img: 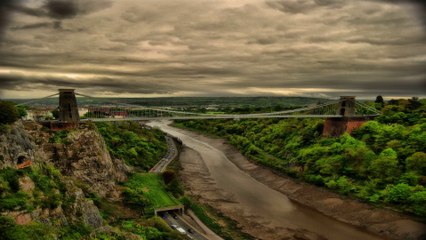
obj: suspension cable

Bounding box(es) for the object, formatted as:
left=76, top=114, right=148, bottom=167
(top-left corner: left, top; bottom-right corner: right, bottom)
left=16, top=93, right=59, bottom=106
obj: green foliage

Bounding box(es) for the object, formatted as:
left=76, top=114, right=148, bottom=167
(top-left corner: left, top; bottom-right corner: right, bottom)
left=182, top=197, right=255, bottom=240
left=51, top=109, right=59, bottom=119
left=406, top=152, right=426, bottom=175
left=384, top=183, right=412, bottom=204
left=175, top=98, right=426, bottom=218
left=120, top=218, right=185, bottom=240
left=0, top=168, right=30, bottom=211
left=409, top=190, right=426, bottom=216
left=375, top=95, right=384, bottom=109
left=0, top=191, right=29, bottom=211
left=369, top=148, right=400, bottom=184
left=16, top=105, right=28, bottom=118
left=0, top=160, right=179, bottom=239
left=96, top=122, right=167, bottom=170
left=124, top=173, right=181, bottom=214
left=189, top=201, right=227, bottom=237
left=58, top=223, right=92, bottom=240
left=0, top=216, right=56, bottom=240
left=0, top=167, right=21, bottom=192
left=0, top=101, right=20, bottom=124
left=48, top=130, right=69, bottom=144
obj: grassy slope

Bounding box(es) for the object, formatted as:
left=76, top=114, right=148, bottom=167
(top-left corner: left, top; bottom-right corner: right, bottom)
left=125, top=173, right=181, bottom=212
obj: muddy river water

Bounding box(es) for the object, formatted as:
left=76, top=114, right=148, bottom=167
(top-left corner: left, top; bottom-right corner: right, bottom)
left=149, top=121, right=385, bottom=240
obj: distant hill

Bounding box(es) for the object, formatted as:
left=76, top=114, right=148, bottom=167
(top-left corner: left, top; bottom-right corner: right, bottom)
left=9, top=96, right=328, bottom=108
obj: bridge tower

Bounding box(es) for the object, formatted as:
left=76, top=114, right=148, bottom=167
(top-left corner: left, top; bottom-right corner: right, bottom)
left=58, top=89, right=80, bottom=123
left=337, top=96, right=355, bottom=116
left=323, top=96, right=369, bottom=137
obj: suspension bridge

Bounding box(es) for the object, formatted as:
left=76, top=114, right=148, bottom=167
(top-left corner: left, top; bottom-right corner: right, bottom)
left=17, top=89, right=381, bottom=122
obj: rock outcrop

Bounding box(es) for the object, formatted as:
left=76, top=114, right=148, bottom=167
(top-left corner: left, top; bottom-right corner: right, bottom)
left=0, top=121, right=130, bottom=229
left=23, top=122, right=130, bottom=200
left=0, top=122, right=36, bottom=168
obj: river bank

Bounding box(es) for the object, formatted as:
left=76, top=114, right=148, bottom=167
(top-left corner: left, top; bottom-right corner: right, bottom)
left=172, top=124, right=426, bottom=240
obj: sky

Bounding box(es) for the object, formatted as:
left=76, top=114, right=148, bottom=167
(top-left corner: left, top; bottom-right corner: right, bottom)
left=0, top=0, right=425, bottom=99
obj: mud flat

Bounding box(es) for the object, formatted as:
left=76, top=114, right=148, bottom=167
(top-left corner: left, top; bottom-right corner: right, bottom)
left=149, top=121, right=426, bottom=240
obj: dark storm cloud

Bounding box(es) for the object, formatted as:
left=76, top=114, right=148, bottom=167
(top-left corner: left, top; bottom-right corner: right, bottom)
left=4, top=1, right=76, bottom=19
left=11, top=22, right=53, bottom=30
left=12, top=0, right=113, bottom=19
left=44, top=0, right=113, bottom=19
left=0, top=0, right=113, bottom=44
left=266, top=0, right=344, bottom=14
left=0, top=0, right=425, bottom=98
left=0, top=0, right=16, bottom=40
left=45, top=0, right=78, bottom=19
left=266, top=0, right=316, bottom=14
left=0, top=73, right=172, bottom=95
left=387, top=0, right=426, bottom=27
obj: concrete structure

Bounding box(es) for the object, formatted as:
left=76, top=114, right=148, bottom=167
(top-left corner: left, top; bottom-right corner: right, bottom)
left=58, top=89, right=80, bottom=123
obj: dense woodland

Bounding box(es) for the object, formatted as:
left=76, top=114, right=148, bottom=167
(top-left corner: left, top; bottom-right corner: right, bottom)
left=96, top=122, right=167, bottom=171
left=175, top=98, right=426, bottom=219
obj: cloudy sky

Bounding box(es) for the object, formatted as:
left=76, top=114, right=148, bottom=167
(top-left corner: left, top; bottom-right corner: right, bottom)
left=0, top=0, right=425, bottom=99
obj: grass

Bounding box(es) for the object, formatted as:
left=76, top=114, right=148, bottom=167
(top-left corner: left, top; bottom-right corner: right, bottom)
left=124, top=173, right=181, bottom=214
left=181, top=197, right=255, bottom=240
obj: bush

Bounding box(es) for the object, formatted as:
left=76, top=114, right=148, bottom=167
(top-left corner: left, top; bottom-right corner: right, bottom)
left=0, top=167, right=21, bottom=192
left=0, top=101, right=20, bottom=124
left=0, top=191, right=29, bottom=210
left=0, top=216, right=56, bottom=240
left=406, top=152, right=426, bottom=175
left=409, top=191, right=426, bottom=216
left=384, top=183, right=412, bottom=204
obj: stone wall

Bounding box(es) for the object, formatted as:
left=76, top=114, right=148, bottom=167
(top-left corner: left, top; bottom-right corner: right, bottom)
left=323, top=117, right=369, bottom=137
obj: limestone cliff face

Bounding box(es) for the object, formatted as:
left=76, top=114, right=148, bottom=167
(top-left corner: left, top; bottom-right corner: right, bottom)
left=23, top=122, right=130, bottom=199
left=0, top=122, right=36, bottom=168
left=0, top=121, right=130, bottom=229
left=55, top=124, right=129, bottom=199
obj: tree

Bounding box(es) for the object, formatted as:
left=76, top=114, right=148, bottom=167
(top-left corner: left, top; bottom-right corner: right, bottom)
left=0, top=101, right=19, bottom=124
left=162, top=170, right=176, bottom=185
left=408, top=97, right=421, bottom=110
left=406, top=152, right=426, bottom=175
left=375, top=95, right=384, bottom=104
left=51, top=108, right=59, bottom=119
left=16, top=106, right=27, bottom=118
left=375, top=95, right=384, bottom=108
left=384, top=183, right=412, bottom=204
left=369, top=148, right=400, bottom=183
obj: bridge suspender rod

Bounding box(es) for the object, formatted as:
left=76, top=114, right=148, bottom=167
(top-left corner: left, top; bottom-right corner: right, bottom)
left=239, top=100, right=339, bottom=117
left=354, top=101, right=381, bottom=115
left=16, top=93, right=60, bottom=106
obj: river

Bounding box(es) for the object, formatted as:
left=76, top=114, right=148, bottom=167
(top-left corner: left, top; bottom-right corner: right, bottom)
left=148, top=121, right=384, bottom=240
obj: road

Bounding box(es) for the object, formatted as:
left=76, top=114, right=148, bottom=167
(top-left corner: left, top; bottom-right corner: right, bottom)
left=149, top=120, right=385, bottom=240
left=161, top=212, right=210, bottom=240
left=149, top=136, right=178, bottom=173
left=148, top=134, right=214, bottom=240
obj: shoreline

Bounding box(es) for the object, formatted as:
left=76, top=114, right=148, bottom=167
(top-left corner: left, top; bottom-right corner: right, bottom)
left=175, top=126, right=426, bottom=240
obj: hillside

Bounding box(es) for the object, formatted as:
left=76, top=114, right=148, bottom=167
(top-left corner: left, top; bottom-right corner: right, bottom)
left=175, top=98, right=426, bottom=219
left=0, top=121, right=185, bottom=239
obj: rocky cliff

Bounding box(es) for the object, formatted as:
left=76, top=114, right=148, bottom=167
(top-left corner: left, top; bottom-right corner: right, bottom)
left=0, top=121, right=36, bottom=168
left=0, top=121, right=130, bottom=230
left=26, top=122, right=130, bottom=199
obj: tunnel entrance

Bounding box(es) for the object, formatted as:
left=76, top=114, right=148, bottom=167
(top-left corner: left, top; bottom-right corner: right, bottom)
left=17, top=156, right=26, bottom=164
